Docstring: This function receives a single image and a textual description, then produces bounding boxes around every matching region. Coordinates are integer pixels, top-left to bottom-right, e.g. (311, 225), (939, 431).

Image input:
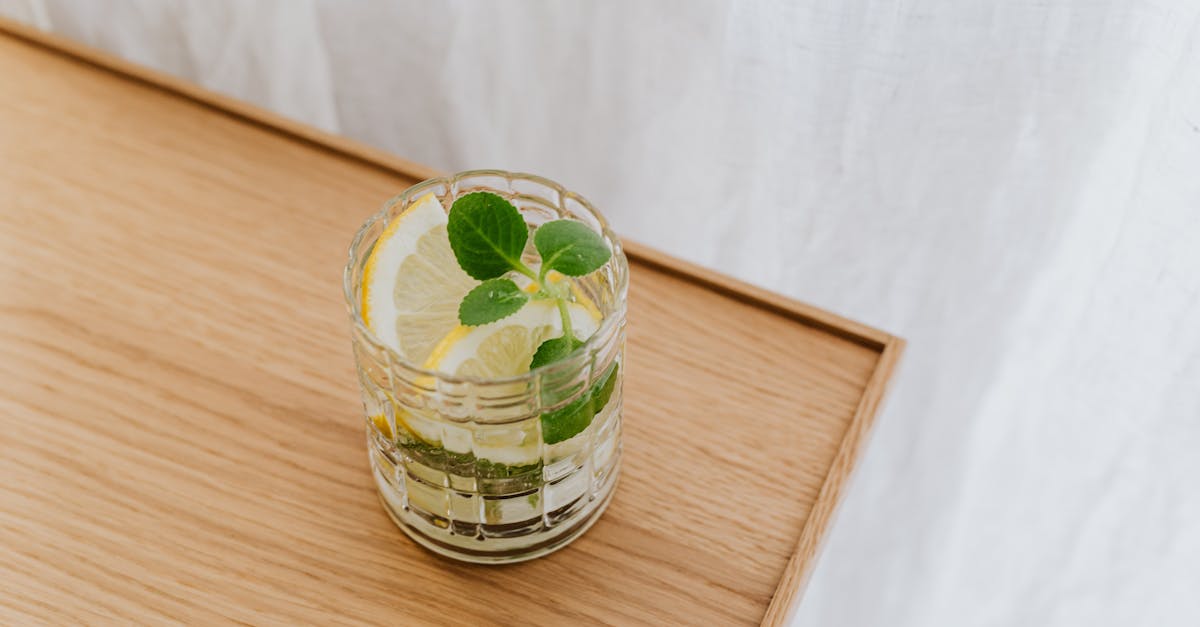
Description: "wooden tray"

(0, 20), (903, 626)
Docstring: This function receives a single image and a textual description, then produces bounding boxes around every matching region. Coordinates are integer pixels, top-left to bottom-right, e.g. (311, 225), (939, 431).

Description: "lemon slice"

(360, 193), (477, 363)
(424, 300), (600, 377)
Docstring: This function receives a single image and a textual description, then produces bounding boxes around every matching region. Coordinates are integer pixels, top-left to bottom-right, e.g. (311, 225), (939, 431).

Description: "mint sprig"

(446, 191), (614, 443)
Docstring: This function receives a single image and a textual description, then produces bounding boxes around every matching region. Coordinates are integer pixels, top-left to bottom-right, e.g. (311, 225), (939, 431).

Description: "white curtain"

(5, 1), (1198, 624)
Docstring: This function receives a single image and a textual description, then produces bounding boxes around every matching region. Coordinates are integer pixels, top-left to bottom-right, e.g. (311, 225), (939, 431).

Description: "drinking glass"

(344, 170), (628, 563)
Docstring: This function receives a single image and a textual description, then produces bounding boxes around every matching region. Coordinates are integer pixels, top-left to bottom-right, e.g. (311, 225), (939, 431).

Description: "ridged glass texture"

(344, 171), (628, 563)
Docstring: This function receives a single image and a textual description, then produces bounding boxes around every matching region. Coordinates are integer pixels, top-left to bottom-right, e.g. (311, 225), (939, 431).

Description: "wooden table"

(0, 20), (902, 626)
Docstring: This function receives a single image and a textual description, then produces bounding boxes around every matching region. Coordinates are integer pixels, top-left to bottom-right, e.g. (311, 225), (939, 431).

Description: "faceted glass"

(343, 170), (628, 563)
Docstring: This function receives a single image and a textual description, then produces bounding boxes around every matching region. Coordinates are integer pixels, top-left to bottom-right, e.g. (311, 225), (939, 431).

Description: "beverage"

(344, 171), (627, 563)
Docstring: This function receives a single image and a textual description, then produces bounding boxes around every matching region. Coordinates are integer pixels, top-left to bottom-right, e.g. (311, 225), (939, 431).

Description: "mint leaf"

(530, 334), (583, 370)
(590, 362), (619, 412)
(534, 346), (620, 444)
(447, 192), (529, 280)
(541, 394), (594, 445)
(458, 278), (528, 326)
(532, 333), (590, 444)
(539, 366), (618, 445)
(534, 220), (611, 277)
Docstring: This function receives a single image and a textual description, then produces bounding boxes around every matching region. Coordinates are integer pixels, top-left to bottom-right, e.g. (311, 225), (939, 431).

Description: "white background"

(4, 1), (1198, 625)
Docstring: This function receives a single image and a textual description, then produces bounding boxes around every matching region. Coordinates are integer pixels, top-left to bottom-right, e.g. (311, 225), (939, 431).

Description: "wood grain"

(0, 20), (903, 626)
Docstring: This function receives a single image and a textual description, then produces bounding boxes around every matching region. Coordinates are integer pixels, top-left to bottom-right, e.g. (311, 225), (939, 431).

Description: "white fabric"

(4, 1), (1198, 624)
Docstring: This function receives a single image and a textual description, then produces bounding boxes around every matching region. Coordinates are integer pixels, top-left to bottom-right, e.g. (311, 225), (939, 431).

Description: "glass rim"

(343, 169), (629, 387)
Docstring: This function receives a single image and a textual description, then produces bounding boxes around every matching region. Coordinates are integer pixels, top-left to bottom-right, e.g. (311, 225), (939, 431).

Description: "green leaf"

(530, 334), (583, 370)
(541, 394), (594, 445)
(458, 279), (528, 326)
(532, 332), (590, 444)
(536, 352), (621, 444)
(533, 220), (611, 277)
(590, 362), (619, 412)
(447, 192), (529, 280)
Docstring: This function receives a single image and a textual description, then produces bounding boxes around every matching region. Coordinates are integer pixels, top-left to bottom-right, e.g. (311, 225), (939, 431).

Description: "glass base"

(373, 460), (620, 564)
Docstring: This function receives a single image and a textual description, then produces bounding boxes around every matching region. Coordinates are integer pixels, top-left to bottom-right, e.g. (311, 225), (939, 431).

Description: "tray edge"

(760, 336), (904, 626)
(0, 17), (905, 624)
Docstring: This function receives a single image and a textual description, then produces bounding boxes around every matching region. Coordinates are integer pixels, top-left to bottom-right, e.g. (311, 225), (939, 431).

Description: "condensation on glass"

(344, 171), (628, 563)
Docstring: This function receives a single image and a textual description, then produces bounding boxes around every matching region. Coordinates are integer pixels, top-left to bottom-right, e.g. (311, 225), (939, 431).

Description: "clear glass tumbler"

(344, 171), (628, 563)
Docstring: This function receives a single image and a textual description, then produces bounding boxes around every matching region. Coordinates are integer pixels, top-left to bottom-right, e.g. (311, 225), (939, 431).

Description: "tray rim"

(0, 18), (904, 626)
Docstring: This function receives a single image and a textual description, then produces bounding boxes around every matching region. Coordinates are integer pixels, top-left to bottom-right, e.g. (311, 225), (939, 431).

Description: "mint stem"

(555, 297), (574, 341)
(513, 259), (540, 283)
